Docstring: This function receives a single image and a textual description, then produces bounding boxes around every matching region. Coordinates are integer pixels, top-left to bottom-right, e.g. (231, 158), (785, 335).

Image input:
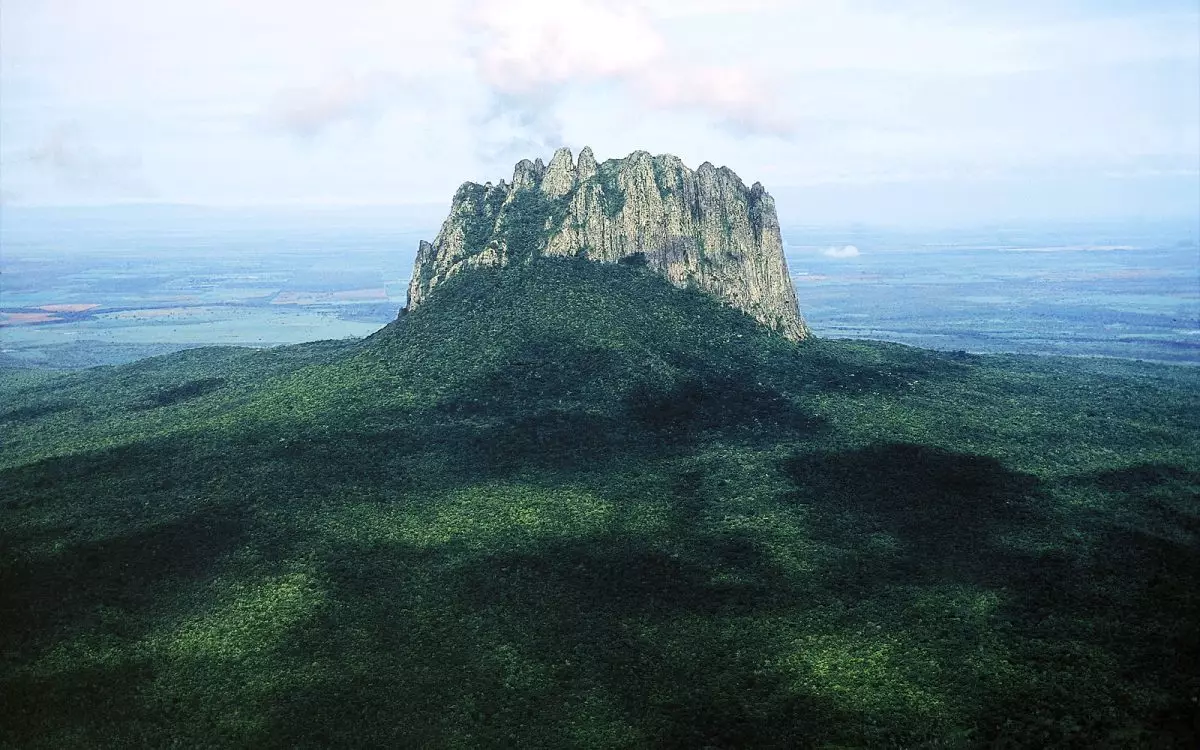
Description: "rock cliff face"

(406, 147), (809, 340)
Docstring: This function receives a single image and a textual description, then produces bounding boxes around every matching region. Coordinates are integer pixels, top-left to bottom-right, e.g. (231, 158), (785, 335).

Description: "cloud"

(475, 91), (567, 158)
(635, 65), (795, 137)
(264, 72), (415, 138)
(470, 0), (663, 94)
(463, 0), (794, 149)
(463, 0), (659, 153)
(4, 0), (1194, 208)
(821, 245), (861, 258)
(23, 124), (148, 192)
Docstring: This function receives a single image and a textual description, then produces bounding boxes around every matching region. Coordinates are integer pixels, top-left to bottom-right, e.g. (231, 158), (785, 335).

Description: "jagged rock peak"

(405, 147), (809, 340)
(542, 147), (577, 198)
(511, 158), (544, 191)
(577, 146), (598, 182)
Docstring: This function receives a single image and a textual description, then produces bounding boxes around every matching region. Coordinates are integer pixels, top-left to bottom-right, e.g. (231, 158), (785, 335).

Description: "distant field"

(0, 223), (425, 368)
(787, 222), (1199, 364)
(1, 217), (1196, 368)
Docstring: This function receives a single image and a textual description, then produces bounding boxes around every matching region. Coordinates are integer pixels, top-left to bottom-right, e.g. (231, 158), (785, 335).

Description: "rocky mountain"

(405, 147), (809, 340)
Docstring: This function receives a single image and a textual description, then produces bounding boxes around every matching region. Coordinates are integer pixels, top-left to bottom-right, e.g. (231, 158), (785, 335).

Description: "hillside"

(2, 258), (1198, 747)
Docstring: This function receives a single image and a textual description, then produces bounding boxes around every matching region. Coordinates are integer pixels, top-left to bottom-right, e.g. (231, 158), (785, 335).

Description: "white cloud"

(634, 65), (795, 137)
(1, 0), (1195, 212)
(468, 0), (664, 94)
(635, 0), (786, 18)
(821, 245), (861, 258)
(1, 0), (466, 108)
(263, 73), (423, 138)
(465, 0), (795, 144)
(23, 123), (147, 191)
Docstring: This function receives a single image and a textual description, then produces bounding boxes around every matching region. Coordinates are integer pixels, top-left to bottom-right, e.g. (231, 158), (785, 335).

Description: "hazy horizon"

(3, 188), (1197, 232)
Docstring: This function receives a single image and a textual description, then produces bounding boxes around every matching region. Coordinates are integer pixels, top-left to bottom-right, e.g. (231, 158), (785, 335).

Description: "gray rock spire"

(541, 147), (577, 198)
(576, 146), (598, 182)
(405, 148), (809, 340)
(510, 159), (542, 191)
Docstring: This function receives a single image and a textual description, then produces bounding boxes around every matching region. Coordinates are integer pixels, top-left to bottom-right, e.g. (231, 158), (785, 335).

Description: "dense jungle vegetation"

(2, 259), (1197, 747)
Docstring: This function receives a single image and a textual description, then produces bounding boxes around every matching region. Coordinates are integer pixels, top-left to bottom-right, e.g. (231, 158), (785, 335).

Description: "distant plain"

(1, 210), (1196, 368)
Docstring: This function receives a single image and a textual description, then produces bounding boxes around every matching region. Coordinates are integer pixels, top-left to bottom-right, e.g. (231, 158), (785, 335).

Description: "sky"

(1, 0), (1198, 225)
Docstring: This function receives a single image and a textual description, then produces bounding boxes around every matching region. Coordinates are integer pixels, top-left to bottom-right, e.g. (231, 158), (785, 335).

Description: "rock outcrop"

(406, 147), (809, 340)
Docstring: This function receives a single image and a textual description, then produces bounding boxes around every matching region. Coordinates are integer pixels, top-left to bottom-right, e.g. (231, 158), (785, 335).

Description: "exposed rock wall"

(406, 147), (809, 340)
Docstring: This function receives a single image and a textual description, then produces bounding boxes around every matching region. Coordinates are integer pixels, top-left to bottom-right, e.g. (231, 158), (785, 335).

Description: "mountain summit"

(406, 147), (809, 340)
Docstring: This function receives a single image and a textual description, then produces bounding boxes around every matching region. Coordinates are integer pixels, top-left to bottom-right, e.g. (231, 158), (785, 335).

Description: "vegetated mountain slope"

(2, 258), (1198, 748)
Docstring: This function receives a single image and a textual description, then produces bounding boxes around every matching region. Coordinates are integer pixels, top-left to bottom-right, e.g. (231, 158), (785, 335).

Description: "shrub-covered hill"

(1, 258), (1198, 748)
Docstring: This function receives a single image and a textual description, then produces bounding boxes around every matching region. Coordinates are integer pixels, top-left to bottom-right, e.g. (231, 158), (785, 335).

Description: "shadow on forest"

(782, 442), (1040, 563)
(420, 334), (833, 478)
(267, 441), (1193, 746)
(779, 445), (1200, 743)
(0, 399), (80, 424)
(780, 445), (1200, 613)
(129, 377), (228, 411)
(0, 496), (250, 741)
(262, 464), (861, 749)
(0, 498), (249, 652)
(2, 423), (1198, 744)
(1090, 462), (1200, 493)
(266, 540), (858, 749)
